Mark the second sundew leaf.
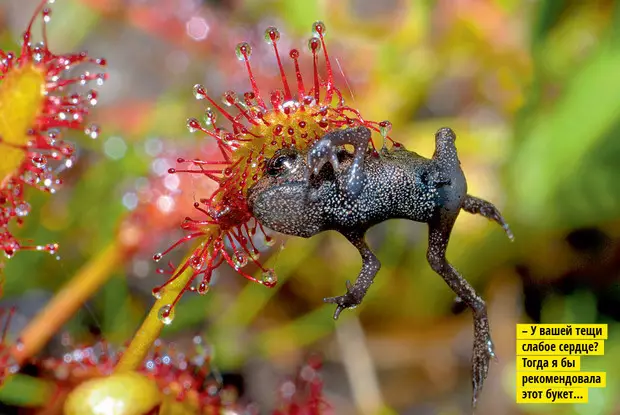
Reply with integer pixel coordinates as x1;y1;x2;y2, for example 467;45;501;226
0;1;107;258
510;40;620;229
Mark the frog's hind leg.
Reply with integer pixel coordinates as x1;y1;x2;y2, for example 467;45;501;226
426;213;496;408
427;127;495;407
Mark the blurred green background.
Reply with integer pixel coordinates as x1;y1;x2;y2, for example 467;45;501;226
1;0;620;414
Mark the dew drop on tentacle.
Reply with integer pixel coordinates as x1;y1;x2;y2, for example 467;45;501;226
203;107;217;126
84;124;100;139
379;120;392;149
235;42;252;61
193;84;207;100
222;90;238;107
186;118;200;133
261;269;278;287
152;287;162;299
42;7;51;23
379;120;392;137
31;155;47;169
218;130;234;146
157;304;175;325
197;282;210;295
232;250;248;269
307;37;321;53
264;26;280;44
95;72;107;86
86;90;98;106
32;42;45;62
312;21;326;37
190;254;204;270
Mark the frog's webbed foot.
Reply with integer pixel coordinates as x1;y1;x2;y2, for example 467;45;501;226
323;280;360;320
306;126;371;198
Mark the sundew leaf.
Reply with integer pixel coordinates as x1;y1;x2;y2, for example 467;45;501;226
510;40;620;228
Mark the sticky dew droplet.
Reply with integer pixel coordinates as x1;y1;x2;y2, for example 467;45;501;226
197;282;210;295
84;124;100;139
379;120;392;137
235;42;252;61
307;37;321;53
193;84;207;99
186;118;200;133
42;7;51;23
232;251;248;269
261;269;278;287
222;90;238;107
158;304;175;325
312;21;326;37
249;249;260;261
190;255;204;270
264;26;280;44
204;108;216;125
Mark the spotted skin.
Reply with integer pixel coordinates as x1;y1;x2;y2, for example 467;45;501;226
247;126;513;407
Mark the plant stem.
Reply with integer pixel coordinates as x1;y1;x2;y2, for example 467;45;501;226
11;241;123;365
114;263;194;372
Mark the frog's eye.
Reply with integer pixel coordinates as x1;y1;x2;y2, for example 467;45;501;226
266;152;297;176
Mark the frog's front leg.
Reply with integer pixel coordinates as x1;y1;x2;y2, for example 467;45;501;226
306;126;371;198
324;229;381;320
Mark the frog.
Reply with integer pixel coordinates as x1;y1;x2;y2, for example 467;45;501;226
247;126;514;406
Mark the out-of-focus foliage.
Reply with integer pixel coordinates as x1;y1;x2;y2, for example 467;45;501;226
1;0;619;414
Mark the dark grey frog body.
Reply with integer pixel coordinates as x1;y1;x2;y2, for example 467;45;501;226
247;126;513;408
249;128;466;234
